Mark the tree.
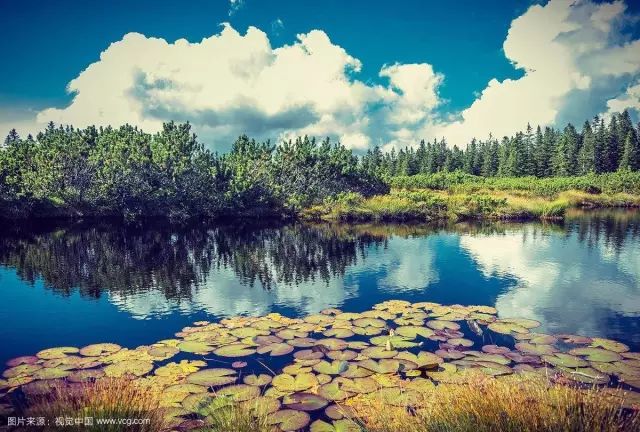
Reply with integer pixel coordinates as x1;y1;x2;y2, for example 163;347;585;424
619;132;640;172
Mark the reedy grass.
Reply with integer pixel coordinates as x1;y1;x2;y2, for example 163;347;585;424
346;373;640;432
21;378;168;432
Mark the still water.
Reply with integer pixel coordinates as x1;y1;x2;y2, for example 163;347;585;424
1;209;639;366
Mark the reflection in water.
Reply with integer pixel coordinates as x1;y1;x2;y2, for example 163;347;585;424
1;211;639;351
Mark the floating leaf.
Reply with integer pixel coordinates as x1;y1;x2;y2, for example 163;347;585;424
244;374;272;386
395;326;434;339
32;367;71;380
313;360;349;375
370;336;417;349
361;346;398;359
324;328;355;338
181;392;215;412
358;359;402;374
177;341;213;354
310;419;361;432
213;343;256;357
542;353;588;368
426;321;460;331
6;356;39;367
336;377;378;394
317;382;352;401
186;368;236;386
340;364;374;379
395;351;443;369
316;338;349;351
487;322;528;335
589;338;629;353
256;343;294;357
327;350;358;361
515;343;556;356
272;373;319;392
353;318;386;328
242;396;281;416
447;338;473;347
79;343;121;357
104;360;153;378
482;345;511;355
3;364;43;379
67;369;105;383
267;409;310;431
36;347;79;360
283;392;329;411
232;361;248;368
216;384;260;402
569;347;622;363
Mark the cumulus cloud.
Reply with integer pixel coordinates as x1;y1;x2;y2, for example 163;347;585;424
5;0;640;150
432;0;640;144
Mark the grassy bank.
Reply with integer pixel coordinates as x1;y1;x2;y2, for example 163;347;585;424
302;172;640;222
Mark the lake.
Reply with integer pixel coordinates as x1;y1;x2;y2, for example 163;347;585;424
1;209;639;367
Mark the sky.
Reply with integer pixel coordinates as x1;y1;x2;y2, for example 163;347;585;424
1;0;639;152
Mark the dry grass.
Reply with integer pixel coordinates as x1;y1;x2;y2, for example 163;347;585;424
199;399;272;432
22;378;168;432
346;373;640;432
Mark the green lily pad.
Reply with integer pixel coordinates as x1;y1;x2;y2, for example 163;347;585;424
568;347;622;362
267;409;311;431
488;322;529;335
340;364;374;379
370;335;417;349
294;349;325;361
395;326;434;339
313;360;349;375
324;328;355;338
244;374;273;386
327;350;358;361
79;343;121;357
542;353;588;368
317;382;352;401
186;368;236;386
276;329;309;340
32;367;71;380
256;342;294;357
104;360;153;377
288;337;318;348
67;369;105;383
310;419;361;432
353;318;386;328
155;360;207;378
177;341;213;354
216;384;260;402
5;356;39;367
36;347;79;360
283;392;329;411
559;367;609;385
336;376;378;394
358;359;402;374
447;338;474;347
181;392;215;412
515;343;556;355
213;343;256;357
426;321;460;331
241;396;281;416
272;373;319;392
361;346;398;359
316;338;349;351
589;338;629;353
394;351;443;369
3;364;43;378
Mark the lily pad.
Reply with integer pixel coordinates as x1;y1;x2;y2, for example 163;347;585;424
317;382;352;401
267;409;311;431
395;351;443;369
177;341;213;354
186;368;236;386
361;346;398;359
32;367;71;380
244;374;273;386
213;343;256;357
79;343;121;357
488;322;529;335
104;360;153;377
327;350;358;361
568;347;622;362
395;326;435;339
256;342;294;357
310;419;361;432
272;373;319;392
216;384;260;402
370;335;417;349
542;353;588;368
36;347;79;360
313;360;349;375
6;356;39;367
426;321;460;331
67;369;105;383
283;392;329;411
589;338;629;353
515;343;556;355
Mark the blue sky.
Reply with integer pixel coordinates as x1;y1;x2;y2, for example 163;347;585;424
1;0;639;151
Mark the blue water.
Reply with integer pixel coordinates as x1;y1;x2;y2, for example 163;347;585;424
1;209;639;366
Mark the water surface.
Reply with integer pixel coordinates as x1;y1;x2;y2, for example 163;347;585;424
1;209;639;365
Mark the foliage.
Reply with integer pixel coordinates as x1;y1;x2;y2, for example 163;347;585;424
21;378;168;432
363;111;640;178
0;125;387;220
347;372;639;432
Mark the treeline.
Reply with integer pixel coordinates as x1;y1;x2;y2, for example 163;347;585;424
0;122;387;219
1;111;639;220
361;111;640;177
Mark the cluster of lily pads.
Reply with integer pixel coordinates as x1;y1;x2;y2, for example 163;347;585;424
2;300;640;431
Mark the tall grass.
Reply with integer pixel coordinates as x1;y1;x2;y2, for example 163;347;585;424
21;379;168;432
346;373;639;432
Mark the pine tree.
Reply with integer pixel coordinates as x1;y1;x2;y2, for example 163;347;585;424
619;132;639;171
577;121;595;174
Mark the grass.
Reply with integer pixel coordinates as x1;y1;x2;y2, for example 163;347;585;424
345;373;640;432
20;378;168;432
301;172;640;222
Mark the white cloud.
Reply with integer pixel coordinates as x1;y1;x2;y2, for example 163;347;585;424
432;0;640;145
603;80;640;117
3;0;640;149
